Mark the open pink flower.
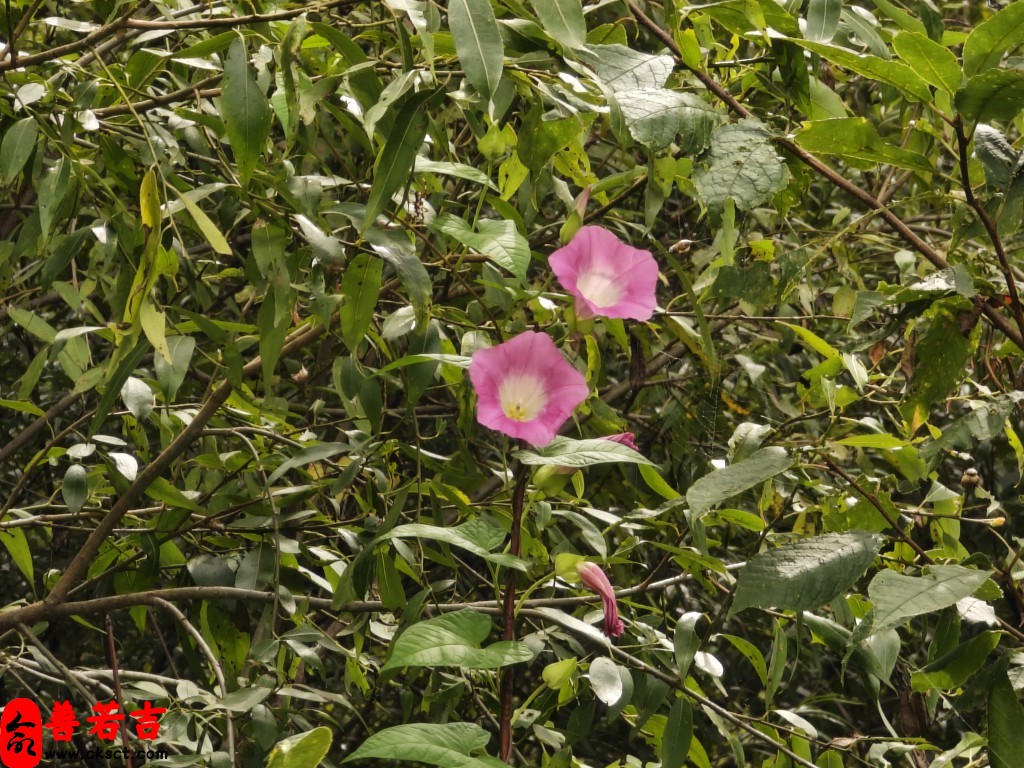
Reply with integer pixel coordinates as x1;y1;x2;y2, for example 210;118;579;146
549;226;658;321
469;331;589;447
577;561;625;639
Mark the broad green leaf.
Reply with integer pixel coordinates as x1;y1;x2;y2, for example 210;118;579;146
516;108;582;174
0;399;44;417
901;314;971;429
342;722;497;768
616;89;719;152
153;334;196;402
431;214;530;282
693;119;790;215
579;44;673;90
8;307;57;343
962;1;1024;77
782;38;931;102
988;670;1024;768
293;214;345;263
267;443;352;485
869;565;992;633
363;89;434;231
0;117;38;185
805;0;841;43
955;68;1024;123
1;527;33;584
340;252;383;351
222;38;272;187
542;657;577;689
796;117;934;175
589;656;623;705
530;0;586;49
974;124;1016;190
892;32;961;94
266;727;333;768
514;436;656;468
911;631;1000;692
120;376;154;420
383;610;533;672
62;464;88;514
732;531;883;614
448;0;504;100
177;191;232;255
380;520;530;570
414;157;498;190
687;446;792;515
662;698;693;768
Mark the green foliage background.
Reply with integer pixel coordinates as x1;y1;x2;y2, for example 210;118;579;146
2;0;1024;766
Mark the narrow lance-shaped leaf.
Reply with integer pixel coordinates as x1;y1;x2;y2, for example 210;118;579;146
340;252;383;352
514;436;656;468
222;37;272;188
448;0;504;100
962;1;1024;77
988;670;1024;768
687;446;792;515
530;0;586;49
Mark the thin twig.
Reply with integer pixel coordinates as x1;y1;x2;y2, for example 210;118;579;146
499;463;529;764
104;616;134;768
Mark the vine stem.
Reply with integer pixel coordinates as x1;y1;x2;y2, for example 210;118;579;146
499;460;529;764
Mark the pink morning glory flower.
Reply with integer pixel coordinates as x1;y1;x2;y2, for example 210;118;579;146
469;331;589;447
577;561;625;639
549;226;659;321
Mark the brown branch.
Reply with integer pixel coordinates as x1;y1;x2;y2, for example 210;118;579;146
105;616;134;768
0;392;83;467
952;116;1024;343
624;0;1024;351
124;0;358;30
93;76;221;119
499;463;529;764
0;5;137;73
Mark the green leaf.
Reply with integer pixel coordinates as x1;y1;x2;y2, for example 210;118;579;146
579;44;674;90
955;68;1024;123
673;613;702;679
732;531;883;615
267;443;352;485
342;722;497;768
0;117;38;185
869;565;992;633
365;228;432;316
139;298;173;364
363;89;434;230
293;214;344;264
340;252;383;351
974;124;1017;190
687;446;792;515
911;631;1000;692
432;214;530;282
222;37;272;188
900;313;971;429
892;32;962;94
988;671;1024;768
1;527;33;584
530;0;586;49
835;434;910;449
616;89;719;152
782;38;931;102
380;519;531;570
662;698;693;768
153;334;196;403
215;685;272;713
962;1;1024;77
805;0;841;43
514;436;656;468
516;108;582;174
266;727;333;768
62;464;89;514
383;611;534;672
448;0;504;100
795;117;933;175
177;190;232;255
8;307;57;343
693;119;790;216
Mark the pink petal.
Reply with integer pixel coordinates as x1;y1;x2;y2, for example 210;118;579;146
549;226;659;321
578;561;625;639
604;432;638;451
468;331;588;447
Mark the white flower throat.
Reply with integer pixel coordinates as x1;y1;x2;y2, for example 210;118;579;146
498;373;547;421
577;269;623;308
